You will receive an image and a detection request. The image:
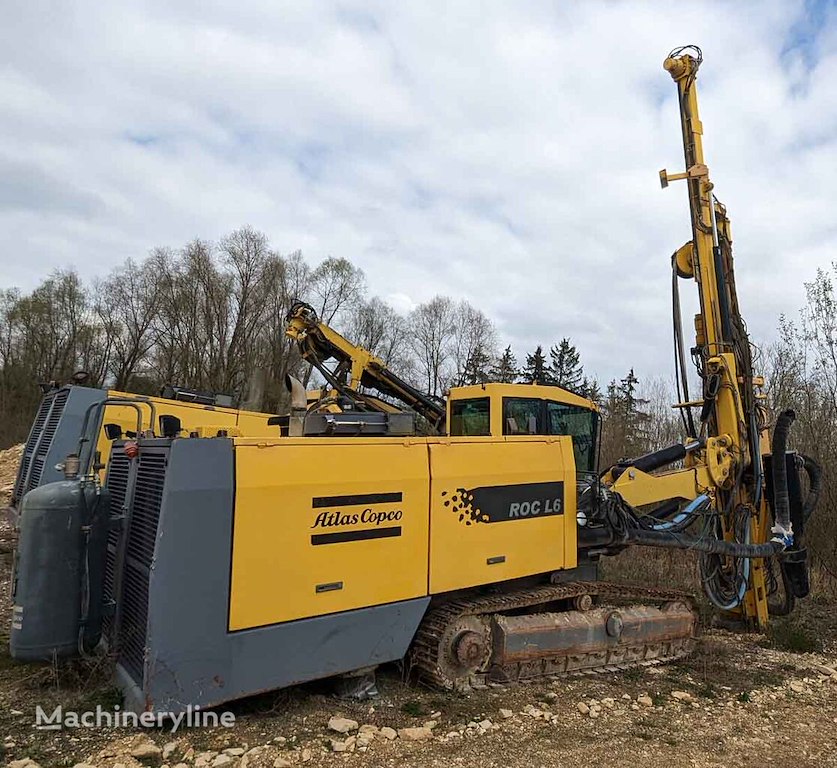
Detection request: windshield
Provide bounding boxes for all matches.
[547,402,598,473]
[501,396,598,472]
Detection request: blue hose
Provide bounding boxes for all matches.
[650,493,711,531]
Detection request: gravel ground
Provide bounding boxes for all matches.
[1,443,835,768]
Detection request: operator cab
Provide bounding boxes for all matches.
[447,383,599,473]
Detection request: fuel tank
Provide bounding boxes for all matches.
[10,479,110,660]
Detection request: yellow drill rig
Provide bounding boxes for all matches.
[8,46,820,713]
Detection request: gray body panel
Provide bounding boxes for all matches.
[13,386,108,508]
[118,437,429,713]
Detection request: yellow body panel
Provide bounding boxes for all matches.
[428,437,576,593]
[228,435,579,631]
[235,409,281,437]
[229,439,430,630]
[102,389,277,436]
[92,390,278,476]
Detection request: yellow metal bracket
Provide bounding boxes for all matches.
[609,464,714,509]
[673,241,695,278]
[659,163,708,188]
[705,435,734,488]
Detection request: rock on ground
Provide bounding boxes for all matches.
[327,716,359,734]
[398,726,433,741]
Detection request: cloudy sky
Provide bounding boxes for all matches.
[2,1,836,384]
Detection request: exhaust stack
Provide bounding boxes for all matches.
[285,375,307,437]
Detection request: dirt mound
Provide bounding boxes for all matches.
[0,443,22,507]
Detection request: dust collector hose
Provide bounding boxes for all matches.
[770,409,796,546]
[801,454,822,523]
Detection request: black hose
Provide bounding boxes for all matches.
[801,454,822,523]
[766,557,795,617]
[771,409,796,534]
[77,481,100,658]
[626,527,781,558]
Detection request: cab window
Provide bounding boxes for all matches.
[450,398,490,436]
[547,402,598,472]
[503,397,541,435]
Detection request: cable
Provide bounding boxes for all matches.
[646,494,711,532]
[668,45,703,70]
[672,258,697,438]
[699,504,752,611]
[590,476,779,611]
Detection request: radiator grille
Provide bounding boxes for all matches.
[30,388,68,488]
[102,448,131,639]
[118,560,151,684]
[117,448,168,686]
[13,392,58,501]
[126,452,167,565]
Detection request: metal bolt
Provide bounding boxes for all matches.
[605,612,624,639]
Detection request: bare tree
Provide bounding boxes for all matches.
[448,301,497,387]
[96,257,161,390]
[347,297,408,365]
[408,296,456,398]
[218,226,275,395]
[309,257,365,325]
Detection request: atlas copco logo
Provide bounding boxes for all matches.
[311,507,403,529]
[444,481,564,525]
[308,492,405,546]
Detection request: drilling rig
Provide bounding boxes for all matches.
[7,47,820,714]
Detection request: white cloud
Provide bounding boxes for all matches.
[1,0,836,384]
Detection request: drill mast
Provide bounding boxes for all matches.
[662,46,770,626]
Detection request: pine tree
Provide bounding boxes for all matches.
[521,345,548,384]
[604,378,622,415]
[618,368,651,456]
[461,344,492,385]
[581,376,603,405]
[490,345,519,383]
[599,370,651,466]
[548,338,583,390]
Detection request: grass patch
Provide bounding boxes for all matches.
[69,684,123,713]
[400,699,428,717]
[697,682,718,699]
[750,668,784,687]
[763,620,822,653]
[0,649,22,672]
[620,667,645,682]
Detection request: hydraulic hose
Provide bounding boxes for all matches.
[625,527,781,558]
[77,480,101,658]
[770,409,796,545]
[649,494,710,532]
[701,509,751,611]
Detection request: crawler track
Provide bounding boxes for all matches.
[409,581,698,690]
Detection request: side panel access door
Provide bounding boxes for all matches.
[229,439,430,630]
[429,437,577,594]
